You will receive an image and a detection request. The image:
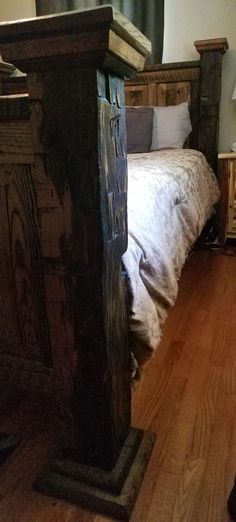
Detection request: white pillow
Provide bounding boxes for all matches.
[150,102,192,151]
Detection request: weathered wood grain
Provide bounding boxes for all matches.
[0,8,153,519]
[197,50,223,172]
[0,6,150,75]
[125,84,149,106]
[155,81,191,106]
[194,38,228,172]
[35,430,155,521]
[33,66,130,469]
[0,163,51,364]
[217,155,230,244]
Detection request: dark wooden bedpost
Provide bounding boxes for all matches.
[0,6,154,519]
[194,38,228,172]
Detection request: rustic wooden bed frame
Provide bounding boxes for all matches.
[0,6,228,520]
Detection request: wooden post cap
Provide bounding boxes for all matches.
[194,38,229,55]
[0,5,151,76]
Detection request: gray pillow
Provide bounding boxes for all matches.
[126,106,154,154]
[150,102,192,150]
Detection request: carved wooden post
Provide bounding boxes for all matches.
[0,7,154,519]
[194,38,228,172]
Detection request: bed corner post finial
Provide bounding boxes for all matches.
[0,7,154,520]
[194,37,228,55]
[194,37,228,172]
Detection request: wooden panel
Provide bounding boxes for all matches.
[125,79,193,108]
[0,122,32,155]
[125,84,148,106]
[155,82,191,106]
[0,156,75,413]
[0,163,51,364]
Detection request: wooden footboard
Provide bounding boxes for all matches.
[0,6,155,520]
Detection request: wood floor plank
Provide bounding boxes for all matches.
[194,395,235,522]
[18,495,95,522]
[171,456,205,522]
[131,470,180,522]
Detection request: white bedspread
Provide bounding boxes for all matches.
[123,149,220,367]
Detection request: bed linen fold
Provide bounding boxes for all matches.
[123,149,220,367]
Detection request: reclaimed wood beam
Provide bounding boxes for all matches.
[194,37,228,172]
[0,6,154,520]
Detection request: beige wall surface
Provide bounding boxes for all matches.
[0,0,36,62]
[163,0,236,152]
[0,0,35,21]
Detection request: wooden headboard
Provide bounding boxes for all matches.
[125,38,228,172]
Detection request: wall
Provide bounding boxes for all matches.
[0,0,35,63]
[163,0,236,152]
[0,0,35,21]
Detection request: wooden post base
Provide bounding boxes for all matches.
[34,428,156,520]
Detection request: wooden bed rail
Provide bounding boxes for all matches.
[0,6,154,520]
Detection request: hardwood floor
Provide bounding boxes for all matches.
[0,249,235,521]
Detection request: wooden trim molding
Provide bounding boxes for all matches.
[218,152,236,160]
[194,37,229,54]
[129,63,200,84]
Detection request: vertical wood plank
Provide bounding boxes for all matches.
[0,163,51,365]
[217,157,229,244]
[125,84,148,106]
[32,68,131,470]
